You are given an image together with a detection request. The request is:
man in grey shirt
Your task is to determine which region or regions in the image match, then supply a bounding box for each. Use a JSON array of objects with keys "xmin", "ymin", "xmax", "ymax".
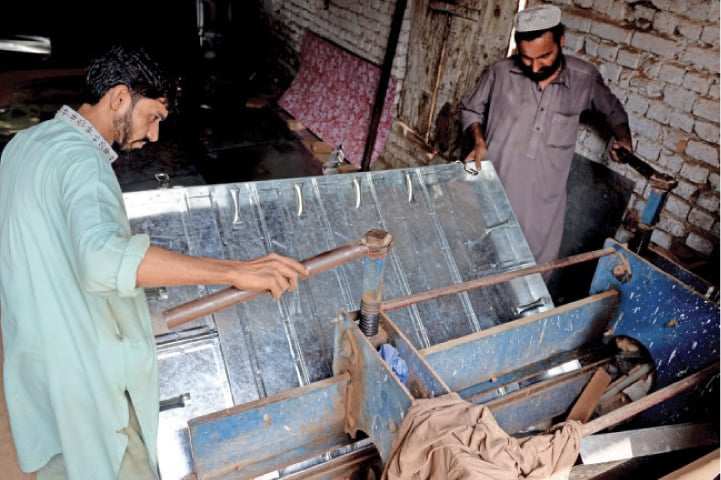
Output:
[{"xmin": 461, "ymin": 4, "xmax": 632, "ymax": 268}]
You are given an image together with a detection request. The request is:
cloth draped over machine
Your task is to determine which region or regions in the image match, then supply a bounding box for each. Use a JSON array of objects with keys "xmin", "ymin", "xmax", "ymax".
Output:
[
  {"xmin": 382, "ymin": 392, "xmax": 583, "ymax": 480},
  {"xmin": 123, "ymin": 162, "xmax": 719, "ymax": 479},
  {"xmin": 277, "ymin": 31, "xmax": 397, "ymax": 167}
]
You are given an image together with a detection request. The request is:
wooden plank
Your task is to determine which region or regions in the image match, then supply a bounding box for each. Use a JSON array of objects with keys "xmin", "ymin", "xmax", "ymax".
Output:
[
  {"xmin": 582, "ymin": 362, "xmax": 720, "ymax": 437},
  {"xmin": 485, "ymin": 364, "xmax": 602, "ymax": 435},
  {"xmin": 659, "ymin": 448, "xmax": 720, "ymax": 480},
  {"xmin": 566, "ymin": 367, "xmax": 611, "ymax": 422}
]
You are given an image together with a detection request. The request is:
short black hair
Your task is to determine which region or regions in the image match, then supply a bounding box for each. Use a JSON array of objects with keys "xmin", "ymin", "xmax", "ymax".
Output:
[
  {"xmin": 514, "ymin": 23, "xmax": 565, "ymax": 46},
  {"xmin": 81, "ymin": 45, "xmax": 177, "ymax": 109}
]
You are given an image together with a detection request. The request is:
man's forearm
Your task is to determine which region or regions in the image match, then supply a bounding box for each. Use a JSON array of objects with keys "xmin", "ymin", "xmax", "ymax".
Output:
[
  {"xmin": 467, "ymin": 122, "xmax": 486, "ymax": 148},
  {"xmin": 136, "ymin": 246, "xmax": 308, "ymax": 300},
  {"xmin": 137, "ymin": 246, "xmax": 233, "ymax": 287},
  {"xmin": 463, "ymin": 122, "xmax": 488, "ymax": 168}
]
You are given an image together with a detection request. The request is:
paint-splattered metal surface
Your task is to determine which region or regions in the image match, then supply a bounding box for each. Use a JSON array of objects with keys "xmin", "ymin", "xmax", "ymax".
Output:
[
  {"xmin": 590, "ymin": 239, "xmax": 720, "ymax": 426},
  {"xmin": 123, "ymin": 162, "xmax": 551, "ymax": 479}
]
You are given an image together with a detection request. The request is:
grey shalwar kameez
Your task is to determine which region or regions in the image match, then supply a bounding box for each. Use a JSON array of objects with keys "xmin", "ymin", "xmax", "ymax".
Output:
[{"xmin": 461, "ymin": 55, "xmax": 629, "ymax": 266}]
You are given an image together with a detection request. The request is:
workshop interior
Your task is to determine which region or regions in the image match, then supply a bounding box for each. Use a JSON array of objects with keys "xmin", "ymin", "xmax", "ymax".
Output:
[{"xmin": 0, "ymin": 1, "xmax": 719, "ymax": 479}]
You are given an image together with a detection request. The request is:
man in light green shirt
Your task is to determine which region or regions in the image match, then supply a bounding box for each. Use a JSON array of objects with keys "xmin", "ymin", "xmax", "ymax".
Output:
[{"xmin": 0, "ymin": 45, "xmax": 307, "ymax": 480}]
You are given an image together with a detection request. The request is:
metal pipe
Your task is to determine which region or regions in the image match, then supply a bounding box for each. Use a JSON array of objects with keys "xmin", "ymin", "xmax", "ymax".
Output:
[
  {"xmin": 163, "ymin": 235, "xmax": 377, "ymax": 329},
  {"xmin": 381, "ymin": 246, "xmax": 617, "ymax": 312},
  {"xmin": 598, "ymin": 362, "xmax": 653, "ymax": 405}
]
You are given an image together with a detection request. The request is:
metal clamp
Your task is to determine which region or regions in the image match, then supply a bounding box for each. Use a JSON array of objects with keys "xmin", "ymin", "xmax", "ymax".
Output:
[
  {"xmin": 455, "ymin": 160, "xmax": 479, "ymax": 176},
  {"xmin": 513, "ymin": 297, "xmax": 546, "ymax": 316}
]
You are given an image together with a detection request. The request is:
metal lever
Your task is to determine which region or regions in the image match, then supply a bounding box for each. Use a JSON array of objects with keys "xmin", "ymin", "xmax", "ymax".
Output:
[
  {"xmin": 163, "ymin": 230, "xmax": 391, "ymax": 329},
  {"xmin": 614, "ymin": 147, "xmax": 677, "ymax": 255},
  {"xmin": 613, "ymin": 147, "xmax": 677, "ymax": 190}
]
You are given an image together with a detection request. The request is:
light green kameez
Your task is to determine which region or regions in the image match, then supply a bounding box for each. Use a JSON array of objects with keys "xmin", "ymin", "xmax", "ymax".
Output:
[{"xmin": 0, "ymin": 106, "xmax": 159, "ymax": 479}]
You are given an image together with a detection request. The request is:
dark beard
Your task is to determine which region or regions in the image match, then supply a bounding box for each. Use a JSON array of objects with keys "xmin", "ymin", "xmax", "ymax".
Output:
[
  {"xmin": 112, "ymin": 108, "xmax": 135, "ymax": 151},
  {"xmin": 516, "ymin": 52, "xmax": 564, "ymax": 83}
]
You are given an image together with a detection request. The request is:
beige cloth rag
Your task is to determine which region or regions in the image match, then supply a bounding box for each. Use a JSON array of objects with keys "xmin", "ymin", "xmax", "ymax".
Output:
[{"xmin": 382, "ymin": 393, "xmax": 582, "ymax": 480}]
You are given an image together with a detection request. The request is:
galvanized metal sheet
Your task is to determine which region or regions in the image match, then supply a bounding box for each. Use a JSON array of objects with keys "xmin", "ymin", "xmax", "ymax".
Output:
[
  {"xmin": 580, "ymin": 422, "xmax": 719, "ymax": 464},
  {"xmin": 123, "ymin": 162, "xmax": 551, "ymax": 478}
]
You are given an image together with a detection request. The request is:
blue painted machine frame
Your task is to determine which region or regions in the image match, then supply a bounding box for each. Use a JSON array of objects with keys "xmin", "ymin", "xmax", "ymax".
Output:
[{"xmin": 186, "ymin": 239, "xmax": 719, "ymax": 479}]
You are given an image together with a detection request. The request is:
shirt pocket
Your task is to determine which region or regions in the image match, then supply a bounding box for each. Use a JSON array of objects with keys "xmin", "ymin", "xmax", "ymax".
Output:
[{"xmin": 546, "ymin": 112, "xmax": 579, "ymax": 149}]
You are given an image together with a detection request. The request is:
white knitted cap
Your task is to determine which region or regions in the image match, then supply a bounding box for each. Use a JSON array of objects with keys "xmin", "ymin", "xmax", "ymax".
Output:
[{"xmin": 514, "ymin": 4, "xmax": 562, "ymax": 33}]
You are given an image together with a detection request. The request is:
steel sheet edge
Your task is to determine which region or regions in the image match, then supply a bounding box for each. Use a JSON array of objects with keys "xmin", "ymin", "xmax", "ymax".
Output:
[{"xmin": 122, "ymin": 162, "xmax": 551, "ymax": 479}]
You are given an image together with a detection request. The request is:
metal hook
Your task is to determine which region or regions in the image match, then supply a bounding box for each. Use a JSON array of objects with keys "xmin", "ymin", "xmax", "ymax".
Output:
[
  {"xmin": 294, "ymin": 183, "xmax": 304, "ymax": 217},
  {"xmin": 155, "ymin": 172, "xmax": 171, "ymax": 188},
  {"xmin": 483, "ymin": 217, "xmax": 512, "ymax": 236},
  {"xmin": 230, "ymin": 188, "xmax": 241, "ymax": 225},
  {"xmin": 353, "ymin": 178, "xmax": 361, "ymax": 208},
  {"xmin": 405, "ymin": 172, "xmax": 414, "ymax": 203}
]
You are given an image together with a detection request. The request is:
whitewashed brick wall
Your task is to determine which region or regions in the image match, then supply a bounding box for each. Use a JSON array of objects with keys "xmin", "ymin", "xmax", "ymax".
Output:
[
  {"xmin": 259, "ymin": 0, "xmax": 719, "ymax": 268},
  {"xmin": 555, "ymin": 0, "xmax": 720, "ymax": 264},
  {"xmin": 258, "ymin": 0, "xmax": 411, "ymax": 83}
]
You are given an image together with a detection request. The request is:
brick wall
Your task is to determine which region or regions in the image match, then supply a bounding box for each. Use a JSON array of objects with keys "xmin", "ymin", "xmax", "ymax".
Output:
[
  {"xmin": 548, "ymin": 0, "xmax": 720, "ymax": 267},
  {"xmin": 258, "ymin": 0, "xmax": 411, "ymax": 85},
  {"xmin": 259, "ymin": 0, "xmax": 720, "ymax": 269}
]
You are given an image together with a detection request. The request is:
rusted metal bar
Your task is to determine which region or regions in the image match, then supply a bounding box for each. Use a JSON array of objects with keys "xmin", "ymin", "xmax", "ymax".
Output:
[
  {"xmin": 358, "ymin": 230, "xmax": 394, "ymax": 337},
  {"xmin": 581, "ymin": 362, "xmax": 719, "ymax": 437},
  {"xmin": 163, "ymin": 234, "xmax": 382, "ymax": 329},
  {"xmin": 381, "ymin": 246, "xmax": 617, "ymax": 312}
]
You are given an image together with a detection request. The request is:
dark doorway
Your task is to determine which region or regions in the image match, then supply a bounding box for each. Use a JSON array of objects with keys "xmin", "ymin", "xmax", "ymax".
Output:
[{"xmin": 548, "ymin": 154, "xmax": 635, "ymax": 304}]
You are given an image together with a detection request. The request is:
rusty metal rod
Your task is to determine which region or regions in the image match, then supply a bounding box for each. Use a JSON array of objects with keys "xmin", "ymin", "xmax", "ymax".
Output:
[
  {"xmin": 581, "ymin": 361, "xmax": 719, "ymax": 436},
  {"xmin": 381, "ymin": 246, "xmax": 617, "ymax": 312},
  {"xmin": 164, "ymin": 241, "xmax": 370, "ymax": 329}
]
